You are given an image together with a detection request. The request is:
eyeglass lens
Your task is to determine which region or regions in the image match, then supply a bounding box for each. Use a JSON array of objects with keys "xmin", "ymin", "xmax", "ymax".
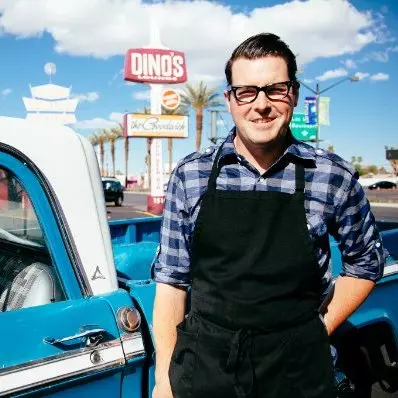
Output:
[{"xmin": 234, "ymin": 82, "xmax": 291, "ymax": 103}]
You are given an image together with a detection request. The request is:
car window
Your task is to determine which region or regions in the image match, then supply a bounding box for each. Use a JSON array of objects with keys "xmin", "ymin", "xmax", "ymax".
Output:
[{"xmin": 0, "ymin": 167, "xmax": 65, "ymax": 311}]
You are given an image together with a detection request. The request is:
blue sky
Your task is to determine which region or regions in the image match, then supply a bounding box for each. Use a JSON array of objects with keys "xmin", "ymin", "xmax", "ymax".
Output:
[{"xmin": 0, "ymin": 0, "xmax": 397, "ymax": 176}]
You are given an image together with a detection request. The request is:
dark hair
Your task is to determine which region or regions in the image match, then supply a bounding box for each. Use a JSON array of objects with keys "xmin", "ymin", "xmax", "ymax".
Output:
[{"xmin": 225, "ymin": 33, "xmax": 297, "ymax": 86}]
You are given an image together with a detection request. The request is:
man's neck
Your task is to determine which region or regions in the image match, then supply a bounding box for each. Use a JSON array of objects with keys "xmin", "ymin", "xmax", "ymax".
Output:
[{"xmin": 234, "ymin": 135, "xmax": 290, "ymax": 175}]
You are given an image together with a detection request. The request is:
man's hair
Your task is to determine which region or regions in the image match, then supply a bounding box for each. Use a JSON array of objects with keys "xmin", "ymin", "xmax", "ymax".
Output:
[{"xmin": 225, "ymin": 33, "xmax": 298, "ymax": 86}]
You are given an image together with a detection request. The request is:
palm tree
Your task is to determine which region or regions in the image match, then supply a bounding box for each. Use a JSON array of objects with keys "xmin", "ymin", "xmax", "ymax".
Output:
[
  {"xmin": 181, "ymin": 81, "xmax": 223, "ymax": 151},
  {"xmin": 89, "ymin": 129, "xmax": 108, "ymax": 175},
  {"xmin": 108, "ymin": 127, "xmax": 123, "ymax": 177}
]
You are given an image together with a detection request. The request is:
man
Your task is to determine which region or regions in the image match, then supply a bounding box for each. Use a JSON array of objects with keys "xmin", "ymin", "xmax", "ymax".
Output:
[{"xmin": 152, "ymin": 33, "xmax": 384, "ymax": 398}]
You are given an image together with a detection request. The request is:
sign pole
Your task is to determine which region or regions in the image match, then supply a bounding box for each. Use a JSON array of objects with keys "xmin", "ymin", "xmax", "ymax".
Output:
[
  {"xmin": 315, "ymin": 83, "xmax": 320, "ymax": 149},
  {"xmin": 123, "ymin": 16, "xmax": 188, "ymax": 214}
]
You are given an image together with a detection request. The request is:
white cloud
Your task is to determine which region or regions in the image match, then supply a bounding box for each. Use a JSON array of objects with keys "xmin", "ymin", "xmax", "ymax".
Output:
[
  {"xmin": 368, "ymin": 51, "xmax": 389, "ymax": 62},
  {"xmin": 0, "ymin": 0, "xmax": 388, "ymax": 83},
  {"xmin": 133, "ymin": 90, "xmax": 150, "ymax": 101},
  {"xmin": 342, "ymin": 59, "xmax": 357, "ymax": 69},
  {"xmin": 354, "ymin": 72, "xmax": 370, "ymax": 80},
  {"xmin": 316, "ymin": 68, "xmax": 348, "ymax": 81},
  {"xmin": 109, "ymin": 112, "xmax": 123, "ymax": 124},
  {"xmin": 370, "ymin": 72, "xmax": 389, "ymax": 81},
  {"xmin": 1, "ymin": 88, "xmax": 12, "ymax": 96},
  {"xmin": 75, "ymin": 91, "xmax": 100, "ymax": 102},
  {"xmin": 302, "ymin": 78, "xmax": 314, "ymax": 84},
  {"xmin": 74, "ymin": 117, "xmax": 118, "ymax": 130}
]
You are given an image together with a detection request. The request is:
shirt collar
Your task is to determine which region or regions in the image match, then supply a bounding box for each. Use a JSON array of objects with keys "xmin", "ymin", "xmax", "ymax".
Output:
[{"xmin": 218, "ymin": 128, "xmax": 317, "ymax": 166}]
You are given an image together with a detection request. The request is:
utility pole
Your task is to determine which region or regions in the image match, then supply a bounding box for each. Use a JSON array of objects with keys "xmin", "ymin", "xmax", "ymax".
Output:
[
  {"xmin": 298, "ymin": 76, "xmax": 359, "ymax": 149},
  {"xmin": 209, "ymin": 110, "xmax": 230, "ymax": 144}
]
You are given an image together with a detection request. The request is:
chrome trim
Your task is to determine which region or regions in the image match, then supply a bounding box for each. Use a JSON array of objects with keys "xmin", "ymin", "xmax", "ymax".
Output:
[
  {"xmin": 121, "ymin": 332, "xmax": 146, "ymax": 360},
  {"xmin": 383, "ymin": 262, "xmax": 398, "ymax": 278},
  {"xmin": 0, "ymin": 339, "xmax": 124, "ymax": 396},
  {"xmin": 0, "ymin": 339, "xmax": 122, "ymax": 376}
]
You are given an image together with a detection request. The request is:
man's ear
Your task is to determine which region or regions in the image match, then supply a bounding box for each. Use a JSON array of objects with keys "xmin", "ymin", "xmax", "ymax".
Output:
[
  {"xmin": 293, "ymin": 89, "xmax": 299, "ymax": 107},
  {"xmin": 224, "ymin": 90, "xmax": 232, "ymax": 113}
]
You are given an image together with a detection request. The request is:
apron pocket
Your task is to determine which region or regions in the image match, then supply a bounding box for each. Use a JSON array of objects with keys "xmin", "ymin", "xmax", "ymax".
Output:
[
  {"xmin": 169, "ymin": 319, "xmax": 198, "ymax": 398},
  {"xmin": 285, "ymin": 318, "xmax": 335, "ymax": 398}
]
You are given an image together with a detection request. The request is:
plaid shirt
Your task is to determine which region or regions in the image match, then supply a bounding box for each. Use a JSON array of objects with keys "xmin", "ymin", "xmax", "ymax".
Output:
[{"xmin": 154, "ymin": 130, "xmax": 385, "ymax": 296}]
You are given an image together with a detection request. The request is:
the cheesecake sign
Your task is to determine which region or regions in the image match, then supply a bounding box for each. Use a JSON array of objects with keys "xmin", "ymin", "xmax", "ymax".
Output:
[{"xmin": 124, "ymin": 48, "xmax": 188, "ymax": 84}]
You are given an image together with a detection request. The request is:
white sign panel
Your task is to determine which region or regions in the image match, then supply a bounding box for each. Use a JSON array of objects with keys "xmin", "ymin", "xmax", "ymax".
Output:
[
  {"xmin": 23, "ymin": 98, "xmax": 78, "ymax": 113},
  {"xmin": 30, "ymin": 84, "xmax": 71, "ymax": 100},
  {"xmin": 125, "ymin": 114, "xmax": 188, "ymax": 138},
  {"xmin": 26, "ymin": 113, "xmax": 77, "ymax": 125}
]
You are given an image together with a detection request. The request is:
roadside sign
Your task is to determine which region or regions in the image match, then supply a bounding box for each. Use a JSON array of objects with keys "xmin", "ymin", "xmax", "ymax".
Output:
[
  {"xmin": 304, "ymin": 97, "xmax": 317, "ymax": 125},
  {"xmin": 124, "ymin": 48, "xmax": 188, "ymax": 84},
  {"xmin": 161, "ymin": 89, "xmax": 181, "ymax": 110},
  {"xmin": 319, "ymin": 97, "xmax": 330, "ymax": 126},
  {"xmin": 290, "ymin": 113, "xmax": 317, "ymax": 141},
  {"xmin": 124, "ymin": 113, "xmax": 188, "ymax": 138}
]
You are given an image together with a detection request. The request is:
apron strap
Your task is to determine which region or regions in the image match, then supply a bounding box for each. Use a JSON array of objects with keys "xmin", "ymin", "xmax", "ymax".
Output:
[
  {"xmin": 295, "ymin": 164, "xmax": 305, "ymax": 193},
  {"xmin": 207, "ymin": 144, "xmax": 225, "ymax": 192}
]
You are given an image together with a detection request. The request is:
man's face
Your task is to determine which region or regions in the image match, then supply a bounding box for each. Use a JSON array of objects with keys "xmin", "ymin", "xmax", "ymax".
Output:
[{"xmin": 224, "ymin": 56, "xmax": 298, "ymax": 151}]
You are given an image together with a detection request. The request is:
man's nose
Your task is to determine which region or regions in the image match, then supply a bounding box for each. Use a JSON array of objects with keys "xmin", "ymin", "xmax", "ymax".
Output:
[{"xmin": 253, "ymin": 91, "xmax": 271, "ymax": 111}]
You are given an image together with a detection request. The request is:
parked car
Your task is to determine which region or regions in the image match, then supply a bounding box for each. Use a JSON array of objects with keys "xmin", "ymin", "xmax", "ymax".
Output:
[
  {"xmin": 1, "ymin": 117, "xmax": 398, "ymax": 397},
  {"xmin": 102, "ymin": 177, "xmax": 124, "ymax": 206},
  {"xmin": 368, "ymin": 180, "xmax": 397, "ymax": 190}
]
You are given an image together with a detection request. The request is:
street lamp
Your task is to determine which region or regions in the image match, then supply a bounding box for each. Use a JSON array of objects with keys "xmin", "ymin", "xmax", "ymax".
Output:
[{"xmin": 298, "ymin": 75, "xmax": 359, "ymax": 148}]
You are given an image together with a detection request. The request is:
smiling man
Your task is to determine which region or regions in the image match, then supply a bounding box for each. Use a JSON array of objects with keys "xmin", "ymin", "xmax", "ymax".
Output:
[{"xmin": 152, "ymin": 33, "xmax": 384, "ymax": 398}]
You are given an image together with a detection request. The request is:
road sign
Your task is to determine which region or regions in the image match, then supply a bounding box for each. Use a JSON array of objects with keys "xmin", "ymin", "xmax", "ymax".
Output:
[
  {"xmin": 161, "ymin": 89, "xmax": 181, "ymax": 110},
  {"xmin": 290, "ymin": 113, "xmax": 317, "ymax": 141}
]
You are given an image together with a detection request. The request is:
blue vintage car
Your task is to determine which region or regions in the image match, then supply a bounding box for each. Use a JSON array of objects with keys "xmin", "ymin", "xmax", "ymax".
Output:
[{"xmin": 0, "ymin": 117, "xmax": 397, "ymax": 397}]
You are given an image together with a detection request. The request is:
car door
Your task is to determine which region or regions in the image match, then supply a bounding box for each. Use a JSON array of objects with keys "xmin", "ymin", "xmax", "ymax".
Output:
[{"xmin": 0, "ymin": 150, "xmax": 146, "ymax": 397}]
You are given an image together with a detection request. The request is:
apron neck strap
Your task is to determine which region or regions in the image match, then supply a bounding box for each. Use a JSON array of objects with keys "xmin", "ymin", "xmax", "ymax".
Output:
[
  {"xmin": 208, "ymin": 144, "xmax": 224, "ymax": 192},
  {"xmin": 295, "ymin": 163, "xmax": 305, "ymax": 192}
]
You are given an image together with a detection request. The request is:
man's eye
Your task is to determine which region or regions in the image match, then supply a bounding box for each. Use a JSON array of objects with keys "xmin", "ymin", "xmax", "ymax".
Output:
[
  {"xmin": 237, "ymin": 88, "xmax": 256, "ymax": 97},
  {"xmin": 268, "ymin": 84, "xmax": 287, "ymax": 94}
]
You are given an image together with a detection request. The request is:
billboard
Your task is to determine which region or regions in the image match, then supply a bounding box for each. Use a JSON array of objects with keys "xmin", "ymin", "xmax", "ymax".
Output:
[
  {"xmin": 124, "ymin": 113, "xmax": 188, "ymax": 138},
  {"xmin": 386, "ymin": 150, "xmax": 398, "ymax": 160},
  {"xmin": 124, "ymin": 48, "xmax": 188, "ymax": 84}
]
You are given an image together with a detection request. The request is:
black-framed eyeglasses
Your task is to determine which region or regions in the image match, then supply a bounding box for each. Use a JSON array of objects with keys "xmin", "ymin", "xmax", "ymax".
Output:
[{"xmin": 229, "ymin": 80, "xmax": 299, "ymax": 104}]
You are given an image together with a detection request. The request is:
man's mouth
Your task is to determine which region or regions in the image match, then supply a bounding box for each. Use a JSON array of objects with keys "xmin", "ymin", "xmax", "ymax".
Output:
[{"xmin": 251, "ymin": 118, "xmax": 275, "ymax": 124}]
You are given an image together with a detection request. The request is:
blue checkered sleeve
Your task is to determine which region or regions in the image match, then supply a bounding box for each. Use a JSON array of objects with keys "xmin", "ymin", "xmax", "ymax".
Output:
[
  {"xmin": 334, "ymin": 176, "xmax": 384, "ymax": 281},
  {"xmin": 153, "ymin": 166, "xmax": 192, "ymax": 286}
]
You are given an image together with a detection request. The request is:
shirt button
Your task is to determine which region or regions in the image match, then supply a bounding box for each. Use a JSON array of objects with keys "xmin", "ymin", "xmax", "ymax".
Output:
[
  {"xmin": 316, "ymin": 149, "xmax": 324, "ymax": 155},
  {"xmin": 376, "ymin": 242, "xmax": 381, "ymax": 248}
]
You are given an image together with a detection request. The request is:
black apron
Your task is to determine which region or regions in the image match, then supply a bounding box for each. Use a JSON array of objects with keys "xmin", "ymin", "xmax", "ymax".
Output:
[{"xmin": 169, "ymin": 146, "xmax": 334, "ymax": 398}]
